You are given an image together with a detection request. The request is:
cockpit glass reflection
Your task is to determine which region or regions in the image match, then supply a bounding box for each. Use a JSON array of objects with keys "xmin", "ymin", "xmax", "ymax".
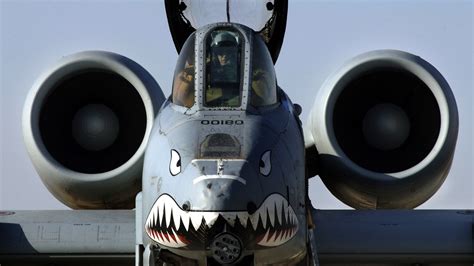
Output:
[
  {"xmin": 205, "ymin": 28, "xmax": 243, "ymax": 107},
  {"xmin": 172, "ymin": 33, "xmax": 196, "ymax": 108},
  {"xmin": 251, "ymin": 35, "xmax": 277, "ymax": 107}
]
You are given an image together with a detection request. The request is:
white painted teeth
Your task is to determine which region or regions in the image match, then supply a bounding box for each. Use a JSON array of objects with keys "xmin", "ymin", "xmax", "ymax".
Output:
[
  {"xmin": 173, "ymin": 207, "xmax": 181, "ymax": 230},
  {"xmin": 158, "ymin": 201, "xmax": 164, "ymax": 226},
  {"xmin": 202, "ymin": 212, "xmax": 219, "ymax": 228},
  {"xmin": 257, "ymin": 205, "xmax": 299, "ymax": 247},
  {"xmin": 259, "ymin": 228, "xmax": 294, "ymax": 247},
  {"xmin": 268, "ymin": 203, "xmax": 275, "ymax": 228},
  {"xmin": 164, "ymin": 205, "xmax": 172, "ymax": 228},
  {"xmin": 276, "ymin": 201, "xmax": 282, "ymax": 225},
  {"xmin": 191, "ymin": 213, "xmax": 203, "ymax": 230},
  {"xmin": 221, "ymin": 213, "xmax": 237, "ymax": 227},
  {"xmin": 253, "ymin": 194, "xmax": 299, "ymax": 247},
  {"xmin": 181, "ymin": 213, "xmax": 190, "ymax": 231},
  {"xmin": 145, "ymin": 194, "xmax": 299, "ymax": 248},
  {"xmin": 151, "ymin": 207, "xmax": 158, "ymax": 226},
  {"xmin": 171, "ymin": 227, "xmax": 185, "ymax": 246},
  {"xmin": 145, "ymin": 195, "xmax": 188, "ymax": 248},
  {"xmin": 250, "ymin": 210, "xmax": 260, "ymax": 230},
  {"xmin": 259, "ymin": 208, "xmax": 268, "ymax": 227},
  {"xmin": 237, "ymin": 212, "xmax": 248, "ymax": 227}
]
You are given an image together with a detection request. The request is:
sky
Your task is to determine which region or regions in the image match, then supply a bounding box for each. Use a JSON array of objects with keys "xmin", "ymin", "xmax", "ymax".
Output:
[{"xmin": 0, "ymin": 0, "xmax": 473, "ymax": 210}]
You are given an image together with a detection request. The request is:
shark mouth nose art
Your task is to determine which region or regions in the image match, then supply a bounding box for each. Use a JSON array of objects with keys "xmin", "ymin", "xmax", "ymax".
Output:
[{"xmin": 145, "ymin": 194, "xmax": 299, "ymax": 248}]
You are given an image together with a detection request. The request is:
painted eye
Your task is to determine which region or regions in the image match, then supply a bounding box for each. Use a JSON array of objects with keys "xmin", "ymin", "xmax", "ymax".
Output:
[
  {"xmin": 170, "ymin": 149, "xmax": 181, "ymax": 176},
  {"xmin": 259, "ymin": 150, "xmax": 271, "ymax": 176}
]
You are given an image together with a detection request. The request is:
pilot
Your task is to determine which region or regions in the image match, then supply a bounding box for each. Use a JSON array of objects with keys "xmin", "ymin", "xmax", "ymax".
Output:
[
  {"xmin": 206, "ymin": 31, "xmax": 240, "ymax": 106},
  {"xmin": 211, "ymin": 32, "xmax": 238, "ymax": 80}
]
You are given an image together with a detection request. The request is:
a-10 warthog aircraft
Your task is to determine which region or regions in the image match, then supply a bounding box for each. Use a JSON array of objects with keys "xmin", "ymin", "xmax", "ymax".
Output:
[{"xmin": 1, "ymin": 0, "xmax": 472, "ymax": 266}]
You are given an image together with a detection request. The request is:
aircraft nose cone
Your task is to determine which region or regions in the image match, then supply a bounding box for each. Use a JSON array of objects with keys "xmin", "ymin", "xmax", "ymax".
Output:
[
  {"xmin": 189, "ymin": 160, "xmax": 263, "ymax": 211},
  {"xmin": 192, "ymin": 178, "xmax": 260, "ymax": 211}
]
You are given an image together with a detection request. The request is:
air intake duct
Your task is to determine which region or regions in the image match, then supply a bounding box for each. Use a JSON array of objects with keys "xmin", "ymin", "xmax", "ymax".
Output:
[
  {"xmin": 307, "ymin": 50, "xmax": 458, "ymax": 209},
  {"xmin": 23, "ymin": 51, "xmax": 165, "ymax": 209}
]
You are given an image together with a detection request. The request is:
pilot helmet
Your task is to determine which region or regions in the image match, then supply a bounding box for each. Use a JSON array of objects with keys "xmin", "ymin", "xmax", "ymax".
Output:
[{"xmin": 212, "ymin": 31, "xmax": 237, "ymax": 47}]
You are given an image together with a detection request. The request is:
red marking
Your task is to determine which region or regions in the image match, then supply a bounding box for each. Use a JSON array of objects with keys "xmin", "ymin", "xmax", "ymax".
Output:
[
  {"xmin": 168, "ymin": 230, "xmax": 178, "ymax": 244},
  {"xmin": 274, "ymin": 229, "xmax": 282, "ymax": 241},
  {"xmin": 156, "ymin": 231, "xmax": 163, "ymax": 241},
  {"xmin": 177, "ymin": 234, "xmax": 190, "ymax": 245},
  {"xmin": 256, "ymin": 232, "xmax": 266, "ymax": 243},
  {"xmin": 162, "ymin": 232, "xmax": 170, "ymax": 242},
  {"xmin": 147, "ymin": 228, "xmax": 154, "ymax": 240},
  {"xmin": 267, "ymin": 229, "xmax": 275, "ymax": 242}
]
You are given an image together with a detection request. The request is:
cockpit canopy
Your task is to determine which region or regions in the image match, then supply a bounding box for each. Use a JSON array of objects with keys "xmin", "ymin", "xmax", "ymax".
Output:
[
  {"xmin": 165, "ymin": 0, "xmax": 287, "ymax": 63},
  {"xmin": 172, "ymin": 24, "xmax": 277, "ymax": 110}
]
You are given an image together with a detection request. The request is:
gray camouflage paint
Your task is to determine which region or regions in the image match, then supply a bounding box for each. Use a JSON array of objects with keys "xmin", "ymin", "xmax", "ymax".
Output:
[{"xmin": 140, "ymin": 23, "xmax": 307, "ymax": 264}]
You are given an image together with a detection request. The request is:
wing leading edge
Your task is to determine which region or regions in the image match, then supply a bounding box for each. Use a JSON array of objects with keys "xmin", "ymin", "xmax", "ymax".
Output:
[
  {"xmin": 0, "ymin": 209, "xmax": 472, "ymax": 265},
  {"xmin": 311, "ymin": 208, "xmax": 474, "ymax": 265},
  {"xmin": 0, "ymin": 210, "xmax": 134, "ymax": 266}
]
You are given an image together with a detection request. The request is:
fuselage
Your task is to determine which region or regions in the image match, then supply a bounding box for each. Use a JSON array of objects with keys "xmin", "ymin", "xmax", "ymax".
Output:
[{"xmin": 141, "ymin": 23, "xmax": 307, "ymax": 265}]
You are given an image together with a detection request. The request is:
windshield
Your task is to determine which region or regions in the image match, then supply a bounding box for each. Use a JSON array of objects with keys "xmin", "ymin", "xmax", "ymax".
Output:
[
  {"xmin": 172, "ymin": 33, "xmax": 196, "ymax": 108},
  {"xmin": 205, "ymin": 28, "xmax": 243, "ymax": 108}
]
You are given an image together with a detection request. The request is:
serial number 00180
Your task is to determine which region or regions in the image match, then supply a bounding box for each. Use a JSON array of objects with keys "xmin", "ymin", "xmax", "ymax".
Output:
[{"xmin": 201, "ymin": 120, "xmax": 244, "ymax": 125}]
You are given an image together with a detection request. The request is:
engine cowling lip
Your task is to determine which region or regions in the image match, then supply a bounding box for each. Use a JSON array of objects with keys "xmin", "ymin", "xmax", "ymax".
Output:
[
  {"xmin": 311, "ymin": 50, "xmax": 457, "ymax": 180},
  {"xmin": 22, "ymin": 51, "xmax": 159, "ymax": 183}
]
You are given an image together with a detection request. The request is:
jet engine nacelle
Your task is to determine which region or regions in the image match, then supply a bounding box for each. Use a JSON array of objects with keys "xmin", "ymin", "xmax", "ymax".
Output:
[
  {"xmin": 307, "ymin": 50, "xmax": 458, "ymax": 209},
  {"xmin": 22, "ymin": 51, "xmax": 165, "ymax": 209}
]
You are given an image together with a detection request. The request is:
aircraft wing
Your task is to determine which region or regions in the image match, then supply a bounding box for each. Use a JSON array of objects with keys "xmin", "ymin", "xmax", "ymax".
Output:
[
  {"xmin": 0, "ymin": 210, "xmax": 135, "ymax": 266},
  {"xmin": 312, "ymin": 209, "xmax": 474, "ymax": 265},
  {"xmin": 1, "ymin": 209, "xmax": 472, "ymax": 265}
]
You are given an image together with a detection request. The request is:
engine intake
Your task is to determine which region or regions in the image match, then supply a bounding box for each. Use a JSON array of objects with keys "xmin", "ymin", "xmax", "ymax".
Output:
[
  {"xmin": 23, "ymin": 51, "xmax": 164, "ymax": 209},
  {"xmin": 307, "ymin": 50, "xmax": 458, "ymax": 209}
]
